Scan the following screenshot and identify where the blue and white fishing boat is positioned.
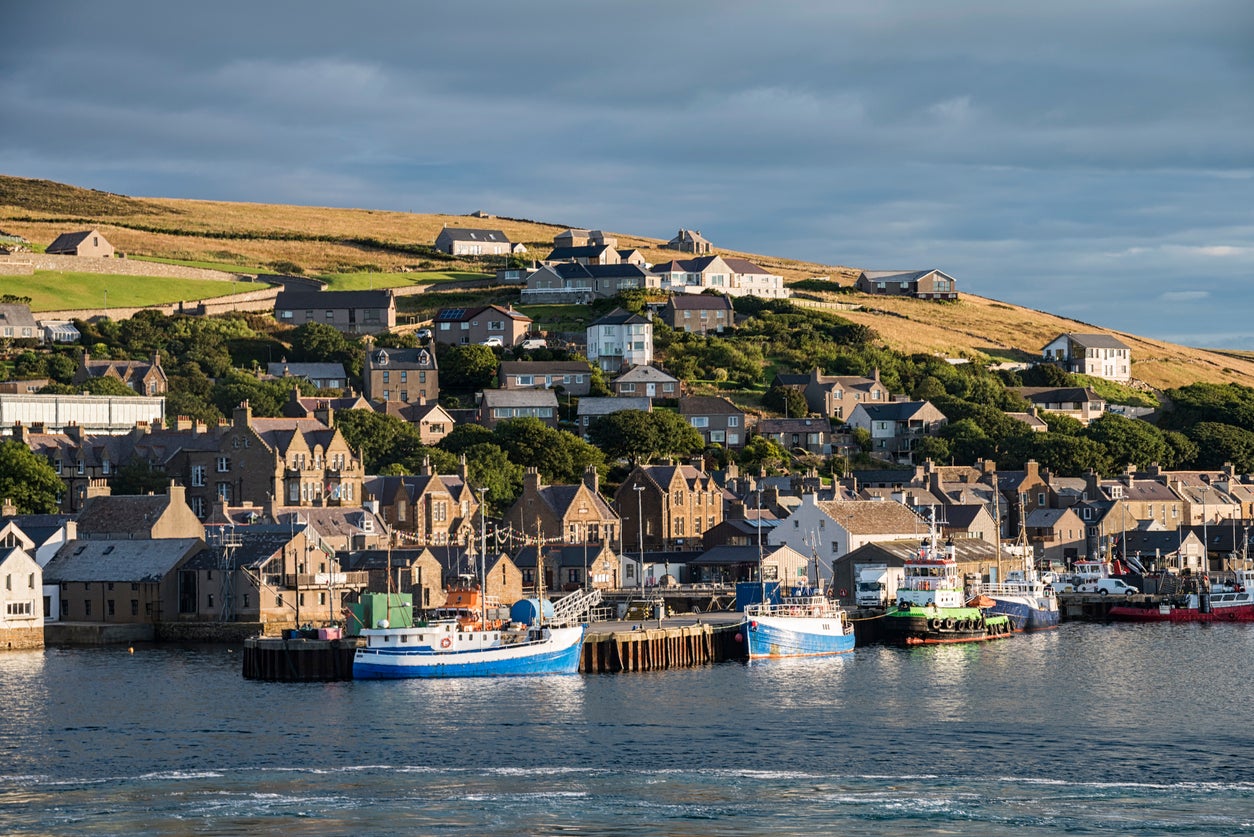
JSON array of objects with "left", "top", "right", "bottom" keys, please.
[
  {"left": 352, "top": 618, "right": 585, "bottom": 679},
  {"left": 742, "top": 587, "right": 855, "bottom": 659},
  {"left": 979, "top": 568, "right": 1060, "bottom": 632},
  {"left": 739, "top": 511, "right": 855, "bottom": 659},
  {"left": 353, "top": 491, "right": 588, "bottom": 679}
]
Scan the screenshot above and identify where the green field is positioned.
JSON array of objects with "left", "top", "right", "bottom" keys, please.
[
  {"left": 131, "top": 255, "right": 266, "bottom": 274},
  {"left": 0, "top": 271, "right": 257, "bottom": 312},
  {"left": 320, "top": 270, "right": 491, "bottom": 291}
]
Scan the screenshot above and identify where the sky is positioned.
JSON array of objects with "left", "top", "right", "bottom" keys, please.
[{"left": 3, "top": 1, "right": 1253, "bottom": 347}]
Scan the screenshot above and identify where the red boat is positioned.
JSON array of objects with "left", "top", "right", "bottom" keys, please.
[{"left": 1107, "top": 590, "right": 1254, "bottom": 623}]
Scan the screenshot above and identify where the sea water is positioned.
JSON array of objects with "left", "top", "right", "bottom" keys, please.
[{"left": 2, "top": 622, "right": 1253, "bottom": 835}]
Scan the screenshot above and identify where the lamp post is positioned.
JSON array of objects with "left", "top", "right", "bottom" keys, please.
[{"left": 1201, "top": 483, "right": 1209, "bottom": 576}]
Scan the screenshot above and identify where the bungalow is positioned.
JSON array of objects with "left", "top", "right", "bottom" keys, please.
[
  {"left": 611, "top": 365, "right": 681, "bottom": 400},
  {"left": 433, "top": 227, "right": 512, "bottom": 257},
  {"left": 478, "top": 389, "right": 559, "bottom": 429},
  {"left": 0, "top": 304, "right": 39, "bottom": 342},
  {"left": 855, "top": 269, "right": 958, "bottom": 300},
  {"left": 1012, "top": 387, "right": 1107, "bottom": 425},
  {"left": 577, "top": 396, "right": 652, "bottom": 439},
  {"left": 519, "top": 262, "right": 649, "bottom": 304},
  {"left": 266, "top": 361, "right": 348, "bottom": 391}
]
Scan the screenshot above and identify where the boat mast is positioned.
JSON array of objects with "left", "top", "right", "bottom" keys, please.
[
  {"left": 534, "top": 515, "right": 546, "bottom": 628},
  {"left": 477, "top": 487, "right": 489, "bottom": 627},
  {"left": 757, "top": 488, "right": 766, "bottom": 608}
]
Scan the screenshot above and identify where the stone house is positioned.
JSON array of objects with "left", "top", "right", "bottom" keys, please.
[
  {"left": 364, "top": 462, "right": 478, "bottom": 547},
  {"left": 802, "top": 368, "right": 890, "bottom": 419},
  {"left": 432, "top": 304, "right": 533, "bottom": 347},
  {"left": 665, "top": 228, "right": 713, "bottom": 254},
  {"left": 854, "top": 269, "right": 958, "bottom": 300},
  {"left": 686, "top": 543, "right": 810, "bottom": 586},
  {"left": 363, "top": 346, "right": 439, "bottom": 404},
  {"left": 615, "top": 460, "right": 724, "bottom": 552},
  {"left": 505, "top": 466, "right": 620, "bottom": 548},
  {"left": 377, "top": 397, "right": 456, "bottom": 445},
  {"left": 177, "top": 523, "right": 366, "bottom": 626},
  {"left": 511, "top": 542, "right": 620, "bottom": 593},
  {"left": 660, "top": 294, "right": 735, "bottom": 333},
  {"left": 499, "top": 360, "right": 593, "bottom": 396},
  {"left": 46, "top": 536, "right": 204, "bottom": 624},
  {"left": 46, "top": 229, "right": 114, "bottom": 257},
  {"left": 679, "top": 396, "right": 748, "bottom": 449},
  {"left": 74, "top": 350, "right": 167, "bottom": 395},
  {"left": 274, "top": 289, "right": 396, "bottom": 335},
  {"left": 1012, "top": 387, "right": 1107, "bottom": 425},
  {"left": 1023, "top": 507, "right": 1086, "bottom": 565},
  {"left": 1041, "top": 333, "right": 1132, "bottom": 383},
  {"left": 433, "top": 227, "right": 512, "bottom": 256}
]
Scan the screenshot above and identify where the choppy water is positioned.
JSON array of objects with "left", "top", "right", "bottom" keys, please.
[{"left": 3, "top": 622, "right": 1254, "bottom": 835}]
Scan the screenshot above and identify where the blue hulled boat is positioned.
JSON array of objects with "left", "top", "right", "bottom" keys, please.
[
  {"left": 741, "top": 588, "right": 855, "bottom": 659},
  {"left": 352, "top": 619, "right": 585, "bottom": 679}
]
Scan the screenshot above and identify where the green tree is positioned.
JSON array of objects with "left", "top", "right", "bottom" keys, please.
[
  {"left": 0, "top": 440, "right": 62, "bottom": 512},
  {"left": 112, "top": 459, "right": 170, "bottom": 496},
  {"left": 912, "top": 435, "right": 952, "bottom": 464},
  {"left": 440, "top": 344, "right": 499, "bottom": 391},
  {"left": 1083, "top": 413, "right": 1170, "bottom": 470},
  {"left": 493, "top": 417, "right": 604, "bottom": 484},
  {"left": 438, "top": 423, "right": 494, "bottom": 454},
  {"left": 40, "top": 377, "right": 138, "bottom": 397},
  {"left": 334, "top": 409, "right": 423, "bottom": 473},
  {"left": 1187, "top": 422, "right": 1254, "bottom": 471},
  {"left": 762, "top": 384, "right": 808, "bottom": 418},
  {"left": 463, "top": 443, "right": 525, "bottom": 515},
  {"left": 587, "top": 410, "right": 704, "bottom": 467},
  {"left": 737, "top": 436, "right": 788, "bottom": 473}
]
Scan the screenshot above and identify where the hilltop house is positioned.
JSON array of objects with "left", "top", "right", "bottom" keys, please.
[
  {"left": 660, "top": 294, "right": 735, "bottom": 333},
  {"left": 434, "top": 227, "right": 512, "bottom": 256},
  {"left": 665, "top": 229, "right": 713, "bottom": 254},
  {"left": 855, "top": 269, "right": 958, "bottom": 300},
  {"left": 46, "top": 229, "right": 114, "bottom": 257},
  {"left": 273, "top": 289, "right": 396, "bottom": 335},
  {"left": 74, "top": 350, "right": 167, "bottom": 395},
  {"left": 1041, "top": 333, "right": 1132, "bottom": 383},
  {"left": 678, "top": 396, "right": 747, "bottom": 449}
]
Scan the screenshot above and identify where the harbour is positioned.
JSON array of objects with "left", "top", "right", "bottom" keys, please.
[{"left": 7, "top": 622, "right": 1254, "bottom": 835}]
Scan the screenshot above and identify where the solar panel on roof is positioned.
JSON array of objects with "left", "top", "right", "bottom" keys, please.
[{"left": 439, "top": 308, "right": 467, "bottom": 319}]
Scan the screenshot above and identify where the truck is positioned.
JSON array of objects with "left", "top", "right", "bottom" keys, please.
[{"left": 855, "top": 564, "right": 891, "bottom": 608}]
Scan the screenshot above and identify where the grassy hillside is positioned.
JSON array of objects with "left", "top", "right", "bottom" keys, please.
[{"left": 2, "top": 173, "right": 1250, "bottom": 389}]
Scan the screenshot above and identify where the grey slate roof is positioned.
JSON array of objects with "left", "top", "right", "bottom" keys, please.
[
  {"left": 267, "top": 362, "right": 348, "bottom": 380},
  {"left": 1060, "top": 333, "right": 1132, "bottom": 350},
  {"left": 590, "top": 308, "right": 649, "bottom": 326},
  {"left": 439, "top": 228, "right": 509, "bottom": 242},
  {"left": 45, "top": 538, "right": 203, "bottom": 582},
  {"left": 275, "top": 289, "right": 394, "bottom": 309},
  {"left": 578, "top": 397, "right": 652, "bottom": 417}
]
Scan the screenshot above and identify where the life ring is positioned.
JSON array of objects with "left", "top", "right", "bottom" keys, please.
[
  {"left": 943, "top": 618, "right": 956, "bottom": 631},
  {"left": 440, "top": 637, "right": 452, "bottom": 649},
  {"left": 839, "top": 588, "right": 849, "bottom": 598}
]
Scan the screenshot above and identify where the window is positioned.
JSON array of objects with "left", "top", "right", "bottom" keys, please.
[
  {"left": 728, "top": 433, "right": 740, "bottom": 445},
  {"left": 217, "top": 483, "right": 231, "bottom": 502},
  {"left": 710, "top": 430, "right": 725, "bottom": 443},
  {"left": 325, "top": 310, "right": 335, "bottom": 322},
  {"left": 400, "top": 371, "right": 408, "bottom": 383},
  {"left": 690, "top": 417, "right": 709, "bottom": 428},
  {"left": 131, "top": 600, "right": 138, "bottom": 616},
  {"left": 281, "top": 310, "right": 293, "bottom": 320},
  {"left": 190, "top": 496, "right": 206, "bottom": 518},
  {"left": 728, "top": 416, "right": 739, "bottom": 427},
  {"left": 1038, "top": 493, "right": 1046, "bottom": 506},
  {"left": 382, "top": 371, "right": 390, "bottom": 383},
  {"left": 84, "top": 599, "right": 92, "bottom": 616},
  {"left": 77, "top": 459, "right": 85, "bottom": 475},
  {"left": 192, "top": 465, "right": 206, "bottom": 487},
  {"left": 207, "top": 594, "right": 214, "bottom": 608},
  {"left": 217, "top": 456, "right": 230, "bottom": 473}
]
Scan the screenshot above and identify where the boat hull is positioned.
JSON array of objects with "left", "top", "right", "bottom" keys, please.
[
  {"left": 742, "top": 614, "right": 855, "bottom": 659},
  {"left": 352, "top": 625, "right": 585, "bottom": 679},
  {"left": 987, "top": 595, "right": 1060, "bottom": 632},
  {"left": 881, "top": 607, "right": 1013, "bottom": 646},
  {"left": 1107, "top": 603, "right": 1254, "bottom": 623}
]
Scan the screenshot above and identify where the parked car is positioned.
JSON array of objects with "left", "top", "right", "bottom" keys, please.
[{"left": 481, "top": 336, "right": 504, "bottom": 347}]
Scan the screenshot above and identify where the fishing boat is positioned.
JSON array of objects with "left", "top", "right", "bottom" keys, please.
[
  {"left": 738, "top": 505, "right": 854, "bottom": 659},
  {"left": 741, "top": 586, "right": 855, "bottom": 659},
  {"left": 353, "top": 496, "right": 587, "bottom": 679},
  {"left": 881, "top": 516, "right": 1013, "bottom": 645},
  {"left": 1107, "top": 571, "right": 1254, "bottom": 623},
  {"left": 979, "top": 568, "right": 1060, "bottom": 631}
]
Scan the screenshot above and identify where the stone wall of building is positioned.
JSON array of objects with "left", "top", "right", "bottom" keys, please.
[{"left": 0, "top": 625, "right": 44, "bottom": 650}]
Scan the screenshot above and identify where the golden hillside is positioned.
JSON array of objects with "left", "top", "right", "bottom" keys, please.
[{"left": 1, "top": 174, "right": 1248, "bottom": 390}]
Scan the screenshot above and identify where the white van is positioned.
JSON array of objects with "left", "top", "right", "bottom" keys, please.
[{"left": 1078, "top": 577, "right": 1138, "bottom": 596}]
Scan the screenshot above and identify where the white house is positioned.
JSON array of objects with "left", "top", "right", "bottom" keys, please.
[
  {"left": 586, "top": 308, "right": 653, "bottom": 373},
  {"left": 0, "top": 546, "right": 44, "bottom": 645},
  {"left": 1041, "top": 333, "right": 1132, "bottom": 383},
  {"left": 767, "top": 494, "right": 927, "bottom": 580}
]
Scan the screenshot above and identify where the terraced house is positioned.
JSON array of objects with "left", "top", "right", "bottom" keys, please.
[{"left": 616, "top": 460, "right": 724, "bottom": 552}]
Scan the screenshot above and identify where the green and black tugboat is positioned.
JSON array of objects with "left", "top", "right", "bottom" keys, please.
[{"left": 882, "top": 517, "right": 1013, "bottom": 646}]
